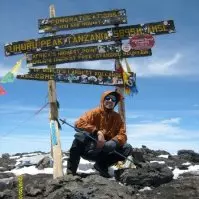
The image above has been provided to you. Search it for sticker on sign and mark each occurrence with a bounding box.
[122,43,132,52]
[130,34,155,50]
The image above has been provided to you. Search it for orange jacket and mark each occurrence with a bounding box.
[75,90,127,146]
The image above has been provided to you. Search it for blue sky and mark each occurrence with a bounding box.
[0,0,199,154]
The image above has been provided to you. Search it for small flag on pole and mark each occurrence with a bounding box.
[0,85,6,95]
[1,58,23,83]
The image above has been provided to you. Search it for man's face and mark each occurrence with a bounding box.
[103,94,117,109]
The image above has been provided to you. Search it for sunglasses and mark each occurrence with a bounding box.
[105,96,117,102]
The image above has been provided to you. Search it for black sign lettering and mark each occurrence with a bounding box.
[26,44,152,67]
[38,9,127,33]
[17,68,136,88]
[5,20,175,56]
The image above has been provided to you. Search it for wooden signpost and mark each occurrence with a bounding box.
[47,5,63,179]
[5,4,176,179]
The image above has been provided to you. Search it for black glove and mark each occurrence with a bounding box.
[102,140,118,153]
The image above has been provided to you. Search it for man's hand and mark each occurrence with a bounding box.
[96,130,105,148]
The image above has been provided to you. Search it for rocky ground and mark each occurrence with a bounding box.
[0,146,199,199]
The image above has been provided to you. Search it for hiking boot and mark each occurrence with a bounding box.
[66,169,76,176]
[94,163,111,178]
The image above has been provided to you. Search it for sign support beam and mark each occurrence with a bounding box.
[114,24,126,124]
[48,4,63,179]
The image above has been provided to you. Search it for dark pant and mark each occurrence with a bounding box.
[67,133,132,174]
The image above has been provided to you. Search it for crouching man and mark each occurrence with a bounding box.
[67,90,132,178]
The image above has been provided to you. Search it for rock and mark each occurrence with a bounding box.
[178,150,199,163]
[16,161,33,169]
[0,156,16,171]
[16,154,51,169]
[0,177,17,192]
[2,153,10,159]
[178,164,189,170]
[136,175,199,199]
[12,153,23,157]
[0,189,15,199]
[0,167,7,172]
[115,162,173,189]
[131,148,145,167]
[0,148,198,198]
[25,184,43,196]
[36,156,52,170]
[0,173,15,180]
[7,165,16,171]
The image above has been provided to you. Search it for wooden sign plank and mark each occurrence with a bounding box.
[5,20,175,56]
[26,44,152,67]
[17,68,135,87]
[38,9,127,33]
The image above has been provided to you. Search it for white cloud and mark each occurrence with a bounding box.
[127,122,180,138]
[193,104,199,107]
[161,117,181,125]
[127,121,199,139]
[126,118,199,153]
[147,53,182,75]
[126,53,183,77]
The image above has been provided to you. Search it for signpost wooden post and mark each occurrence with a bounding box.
[48,5,63,179]
[114,22,126,123]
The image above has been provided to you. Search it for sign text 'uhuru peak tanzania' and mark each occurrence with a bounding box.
[5,20,175,56]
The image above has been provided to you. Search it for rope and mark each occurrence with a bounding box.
[0,99,49,141]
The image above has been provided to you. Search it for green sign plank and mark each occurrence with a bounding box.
[38,9,127,33]
[17,68,136,87]
[26,44,152,67]
[5,20,175,56]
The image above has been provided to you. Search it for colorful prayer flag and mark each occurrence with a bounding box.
[122,59,138,96]
[1,72,14,83]
[1,58,23,83]
[0,85,6,95]
[11,59,22,75]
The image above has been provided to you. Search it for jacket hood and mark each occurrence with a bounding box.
[100,90,123,111]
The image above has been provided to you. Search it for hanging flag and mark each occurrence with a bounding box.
[124,58,131,72]
[11,59,22,75]
[1,72,15,83]
[122,58,138,96]
[1,58,23,83]
[115,59,123,73]
[0,85,6,95]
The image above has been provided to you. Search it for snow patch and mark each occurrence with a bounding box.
[150,161,165,164]
[158,155,169,159]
